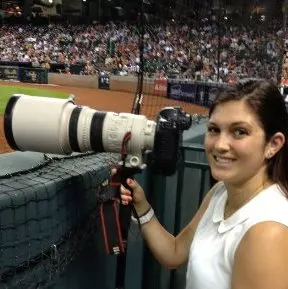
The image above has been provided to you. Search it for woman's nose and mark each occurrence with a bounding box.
[214,133,230,152]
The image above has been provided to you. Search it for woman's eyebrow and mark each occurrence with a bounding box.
[230,121,252,127]
[208,121,252,127]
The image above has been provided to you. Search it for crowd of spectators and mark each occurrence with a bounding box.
[0,19,284,83]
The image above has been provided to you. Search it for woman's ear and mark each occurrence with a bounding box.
[265,132,286,159]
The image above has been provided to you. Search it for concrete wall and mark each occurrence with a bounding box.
[48,73,98,89]
[48,73,157,94]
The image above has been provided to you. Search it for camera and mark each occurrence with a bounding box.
[4,94,192,176]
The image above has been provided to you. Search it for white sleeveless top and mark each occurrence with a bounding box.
[185,182,288,289]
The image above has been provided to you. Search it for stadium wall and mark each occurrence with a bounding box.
[47,73,228,108]
[48,74,156,95]
[109,75,155,94]
[48,73,99,89]
[0,65,227,108]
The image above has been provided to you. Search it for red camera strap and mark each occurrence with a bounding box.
[100,199,126,255]
[99,132,132,256]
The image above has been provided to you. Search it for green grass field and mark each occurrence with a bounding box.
[0,85,68,115]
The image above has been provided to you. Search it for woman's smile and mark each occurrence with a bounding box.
[213,155,236,166]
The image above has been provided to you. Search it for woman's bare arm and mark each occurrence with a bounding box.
[232,222,288,289]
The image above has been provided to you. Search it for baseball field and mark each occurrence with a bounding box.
[0,81,208,154]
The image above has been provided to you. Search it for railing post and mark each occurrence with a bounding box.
[169,147,185,289]
[141,171,167,289]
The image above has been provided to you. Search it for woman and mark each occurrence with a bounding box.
[118,79,288,289]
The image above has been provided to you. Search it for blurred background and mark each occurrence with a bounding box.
[0,0,286,84]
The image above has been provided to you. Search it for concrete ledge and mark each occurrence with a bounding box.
[48,73,98,89]
[47,73,157,94]
[110,75,155,94]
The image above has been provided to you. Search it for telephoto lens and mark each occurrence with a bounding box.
[4,94,156,169]
[4,94,192,174]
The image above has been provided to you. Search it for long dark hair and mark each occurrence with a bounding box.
[209,79,288,194]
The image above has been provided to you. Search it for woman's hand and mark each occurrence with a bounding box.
[120,177,145,204]
[111,168,150,215]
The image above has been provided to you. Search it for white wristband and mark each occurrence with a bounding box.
[131,207,155,225]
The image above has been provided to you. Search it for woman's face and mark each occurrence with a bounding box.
[204,100,268,185]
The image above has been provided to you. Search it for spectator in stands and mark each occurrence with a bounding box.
[0,19,283,83]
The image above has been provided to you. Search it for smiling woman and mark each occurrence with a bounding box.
[208,79,288,193]
[205,100,271,187]
[117,78,288,289]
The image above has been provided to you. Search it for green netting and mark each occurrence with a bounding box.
[0,151,119,288]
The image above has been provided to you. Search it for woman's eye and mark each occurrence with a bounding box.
[233,128,248,137]
[207,126,219,134]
